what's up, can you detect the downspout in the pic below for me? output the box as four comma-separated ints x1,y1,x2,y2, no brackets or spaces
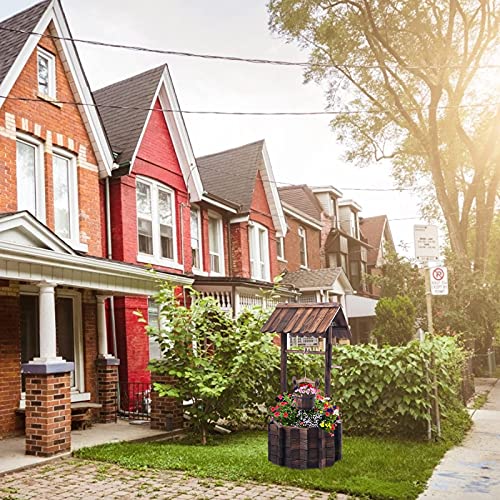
105,177,118,358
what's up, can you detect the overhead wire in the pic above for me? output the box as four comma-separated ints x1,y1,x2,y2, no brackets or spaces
0,25,499,71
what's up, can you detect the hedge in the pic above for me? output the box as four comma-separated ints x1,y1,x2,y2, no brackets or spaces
282,336,467,438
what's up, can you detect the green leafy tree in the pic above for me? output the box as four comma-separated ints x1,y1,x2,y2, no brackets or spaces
373,295,416,345
144,282,277,444
366,249,426,327
268,0,499,272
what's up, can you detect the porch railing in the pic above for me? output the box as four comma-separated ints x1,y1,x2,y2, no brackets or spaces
118,381,151,421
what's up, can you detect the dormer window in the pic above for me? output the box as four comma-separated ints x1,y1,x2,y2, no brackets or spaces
37,48,56,98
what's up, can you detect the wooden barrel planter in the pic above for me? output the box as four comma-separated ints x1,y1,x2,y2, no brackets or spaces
268,421,343,469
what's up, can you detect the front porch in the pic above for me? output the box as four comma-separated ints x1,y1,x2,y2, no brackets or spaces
0,420,181,475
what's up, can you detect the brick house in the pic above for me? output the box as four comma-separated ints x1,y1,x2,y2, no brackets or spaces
277,185,353,310
0,0,190,455
194,140,295,313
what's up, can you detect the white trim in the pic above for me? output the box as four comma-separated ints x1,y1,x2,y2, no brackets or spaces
311,185,343,198
248,221,270,281
277,236,286,261
0,240,192,295
298,226,308,269
129,67,204,202
16,133,46,223
260,142,287,237
339,199,363,212
52,146,80,246
37,46,56,98
0,211,75,254
190,207,203,272
207,212,225,276
283,206,323,231
136,176,182,270
229,215,250,224
201,195,238,214
0,1,114,176
56,288,84,392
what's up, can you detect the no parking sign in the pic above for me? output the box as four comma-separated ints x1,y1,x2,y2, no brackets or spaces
429,266,448,296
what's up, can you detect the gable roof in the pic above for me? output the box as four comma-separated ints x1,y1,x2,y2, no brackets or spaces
93,65,164,167
360,215,394,266
278,185,323,223
0,1,51,86
281,267,353,293
93,64,203,201
0,0,114,176
0,211,76,255
197,140,287,236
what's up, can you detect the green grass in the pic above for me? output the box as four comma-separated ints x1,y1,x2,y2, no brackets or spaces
472,393,488,410
75,411,470,500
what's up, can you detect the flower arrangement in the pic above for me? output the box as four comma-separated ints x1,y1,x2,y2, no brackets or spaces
268,389,340,436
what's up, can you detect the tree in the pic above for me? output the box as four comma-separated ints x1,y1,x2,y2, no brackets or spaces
366,248,426,326
144,282,277,444
373,295,417,345
268,0,499,272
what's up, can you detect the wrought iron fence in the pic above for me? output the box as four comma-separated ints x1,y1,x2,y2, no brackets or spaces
118,381,151,421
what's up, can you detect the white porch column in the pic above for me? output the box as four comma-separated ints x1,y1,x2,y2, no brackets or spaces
96,295,110,357
37,281,60,361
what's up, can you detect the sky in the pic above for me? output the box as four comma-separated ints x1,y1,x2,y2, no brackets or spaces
1,0,428,254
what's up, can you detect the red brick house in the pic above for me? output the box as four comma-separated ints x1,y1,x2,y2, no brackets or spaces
0,0,190,455
194,140,294,313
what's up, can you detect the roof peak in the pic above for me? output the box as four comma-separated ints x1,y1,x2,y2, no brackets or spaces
197,139,265,161
94,64,166,93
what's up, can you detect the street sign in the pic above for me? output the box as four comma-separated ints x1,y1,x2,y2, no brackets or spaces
414,225,439,263
429,266,448,295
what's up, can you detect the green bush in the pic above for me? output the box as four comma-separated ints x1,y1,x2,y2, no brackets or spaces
278,336,467,438
373,295,416,345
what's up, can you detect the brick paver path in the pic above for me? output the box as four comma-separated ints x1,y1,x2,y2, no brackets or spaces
0,458,346,499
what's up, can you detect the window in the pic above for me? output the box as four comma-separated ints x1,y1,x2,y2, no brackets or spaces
53,152,79,243
277,236,285,261
208,215,224,275
339,253,348,275
249,222,270,281
136,177,177,264
190,208,202,270
148,300,162,360
37,47,56,98
350,261,360,290
16,137,45,220
299,226,308,268
350,211,360,239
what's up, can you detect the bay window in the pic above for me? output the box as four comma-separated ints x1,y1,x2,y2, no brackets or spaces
208,215,224,275
249,222,270,281
136,177,177,265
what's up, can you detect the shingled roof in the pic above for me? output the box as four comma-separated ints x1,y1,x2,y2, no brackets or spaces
281,267,353,292
278,185,323,222
0,1,51,87
196,140,265,211
93,65,165,166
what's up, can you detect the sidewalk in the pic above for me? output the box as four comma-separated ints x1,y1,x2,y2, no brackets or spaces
419,378,500,499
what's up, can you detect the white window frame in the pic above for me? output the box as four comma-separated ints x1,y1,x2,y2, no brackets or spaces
249,221,270,281
16,133,45,223
18,286,88,407
277,236,286,262
299,226,308,269
136,176,182,270
190,207,203,272
37,47,57,99
52,147,84,251
208,213,224,276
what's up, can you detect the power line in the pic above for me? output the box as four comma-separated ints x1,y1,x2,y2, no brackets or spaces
2,94,497,117
1,25,499,71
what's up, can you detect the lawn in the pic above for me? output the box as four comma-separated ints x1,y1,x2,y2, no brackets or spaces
76,412,470,500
